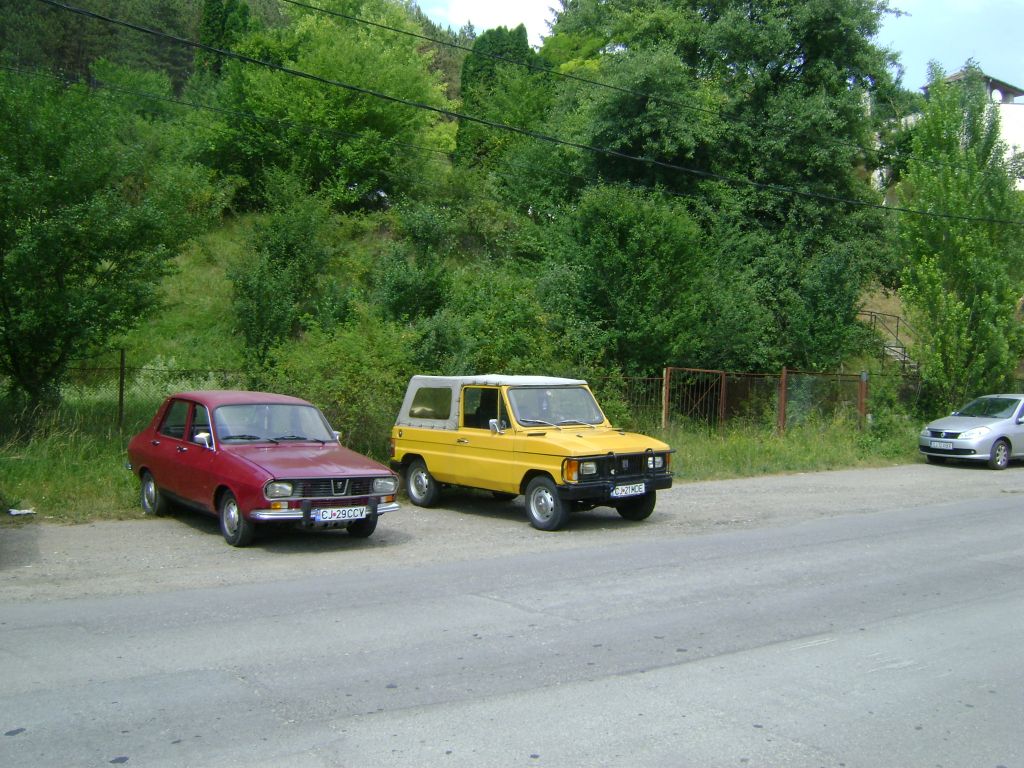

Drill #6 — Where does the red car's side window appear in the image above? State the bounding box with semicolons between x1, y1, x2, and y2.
158;400;190;440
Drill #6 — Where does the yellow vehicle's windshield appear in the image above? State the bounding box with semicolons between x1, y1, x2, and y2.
507;386;604;427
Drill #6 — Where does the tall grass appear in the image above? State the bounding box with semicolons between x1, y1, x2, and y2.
1;427;138;523
657;415;920;483
1;405;921;525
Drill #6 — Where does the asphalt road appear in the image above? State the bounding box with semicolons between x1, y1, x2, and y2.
1;464;1023;767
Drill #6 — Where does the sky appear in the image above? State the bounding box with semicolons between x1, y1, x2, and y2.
420;0;1024;92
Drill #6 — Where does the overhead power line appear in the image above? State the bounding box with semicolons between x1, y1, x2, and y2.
279;0;996;181
28;0;1024;226
276;0;721;118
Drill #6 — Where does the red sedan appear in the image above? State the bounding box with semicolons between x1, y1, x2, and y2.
127;390;399;546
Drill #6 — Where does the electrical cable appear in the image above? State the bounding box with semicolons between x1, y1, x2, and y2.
26;0;1024;226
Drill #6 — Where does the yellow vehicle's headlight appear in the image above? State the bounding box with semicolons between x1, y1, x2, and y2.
647;455;667;470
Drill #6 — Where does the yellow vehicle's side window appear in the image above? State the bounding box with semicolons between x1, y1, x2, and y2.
408;386;452;420
462;387;506;430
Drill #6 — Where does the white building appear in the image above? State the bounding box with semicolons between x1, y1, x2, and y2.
938;71;1024;189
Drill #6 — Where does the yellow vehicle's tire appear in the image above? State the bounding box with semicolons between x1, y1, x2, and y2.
525;476;569;531
616;491;656;521
406;458;440;507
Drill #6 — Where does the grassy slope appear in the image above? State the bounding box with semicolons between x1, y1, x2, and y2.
0;217;920;524
116;217;250;370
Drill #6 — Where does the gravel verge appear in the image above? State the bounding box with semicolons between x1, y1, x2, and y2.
3;462;1023;603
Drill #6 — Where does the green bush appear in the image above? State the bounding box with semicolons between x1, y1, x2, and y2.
262;316;416;459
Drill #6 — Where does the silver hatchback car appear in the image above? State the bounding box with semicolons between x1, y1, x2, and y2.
919;394;1024;469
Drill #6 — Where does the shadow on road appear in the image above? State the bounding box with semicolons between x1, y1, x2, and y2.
160;504;417;552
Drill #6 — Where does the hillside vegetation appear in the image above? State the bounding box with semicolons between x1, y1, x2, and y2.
2;1;1023;458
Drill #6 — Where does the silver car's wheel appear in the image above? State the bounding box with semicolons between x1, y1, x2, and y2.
524;476;568;531
988;439;1011;470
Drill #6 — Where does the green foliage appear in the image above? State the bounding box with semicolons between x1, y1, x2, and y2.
552;185;708;375
202;0;453;209
0;0;201;91
372;244;450;322
229;171;344;368
455;25;544;167
0;69;222;411
664;415;918;483
898;65;1024;410
412;262;564;376
262;316;415;458
196;0;252;75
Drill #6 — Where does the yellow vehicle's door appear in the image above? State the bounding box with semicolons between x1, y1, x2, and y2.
451;386;517;493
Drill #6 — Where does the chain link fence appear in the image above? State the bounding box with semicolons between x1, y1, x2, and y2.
4;357;923;437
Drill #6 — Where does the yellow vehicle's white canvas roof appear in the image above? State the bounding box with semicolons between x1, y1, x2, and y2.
395;374;588;429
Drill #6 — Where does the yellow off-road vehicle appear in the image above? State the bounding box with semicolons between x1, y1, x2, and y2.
390;375;673;530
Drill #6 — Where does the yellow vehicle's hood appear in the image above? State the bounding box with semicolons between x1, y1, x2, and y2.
514;426;670;456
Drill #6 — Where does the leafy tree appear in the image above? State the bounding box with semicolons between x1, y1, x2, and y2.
455;25;541;166
543;0;899;370
551;184;708;375
195;0;251;76
0;69;222;411
203;0;453;210
898;65;1024;410
0;0;201;91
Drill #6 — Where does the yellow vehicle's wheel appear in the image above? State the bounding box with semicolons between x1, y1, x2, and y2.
525;476;568;531
406;458;440;507
616;491;656;521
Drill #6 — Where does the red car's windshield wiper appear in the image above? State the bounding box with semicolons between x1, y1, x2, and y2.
272;435;326;443
222;434;279;443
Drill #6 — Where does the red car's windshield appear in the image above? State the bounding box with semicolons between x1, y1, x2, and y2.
214;403;335;443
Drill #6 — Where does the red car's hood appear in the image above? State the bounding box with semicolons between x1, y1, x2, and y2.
223;442;391;478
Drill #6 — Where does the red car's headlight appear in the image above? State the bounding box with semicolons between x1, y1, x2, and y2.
265;481;293;498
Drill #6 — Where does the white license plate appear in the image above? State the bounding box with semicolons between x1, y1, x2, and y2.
929;440;953;450
313;506;367;522
611;483;646;498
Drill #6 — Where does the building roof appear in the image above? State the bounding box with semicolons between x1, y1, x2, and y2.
941;70;1024;100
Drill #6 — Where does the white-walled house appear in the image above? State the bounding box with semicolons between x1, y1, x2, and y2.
935;71;1024;189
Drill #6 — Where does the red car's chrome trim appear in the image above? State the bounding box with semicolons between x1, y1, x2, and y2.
251;500;399;521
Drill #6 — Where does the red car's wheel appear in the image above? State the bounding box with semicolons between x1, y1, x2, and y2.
140;471;169;516
219;491;254;547
347;513;378;538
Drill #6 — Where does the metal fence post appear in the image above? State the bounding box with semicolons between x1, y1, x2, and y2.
859;370;868;428
718;371;727;430
777;366;788;433
117;349;126;432
662;367;671;430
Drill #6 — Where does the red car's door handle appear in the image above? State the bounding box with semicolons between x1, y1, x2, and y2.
151;440;161;446
177;446;188;453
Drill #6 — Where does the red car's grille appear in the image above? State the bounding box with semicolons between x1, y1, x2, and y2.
289;478;374;498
